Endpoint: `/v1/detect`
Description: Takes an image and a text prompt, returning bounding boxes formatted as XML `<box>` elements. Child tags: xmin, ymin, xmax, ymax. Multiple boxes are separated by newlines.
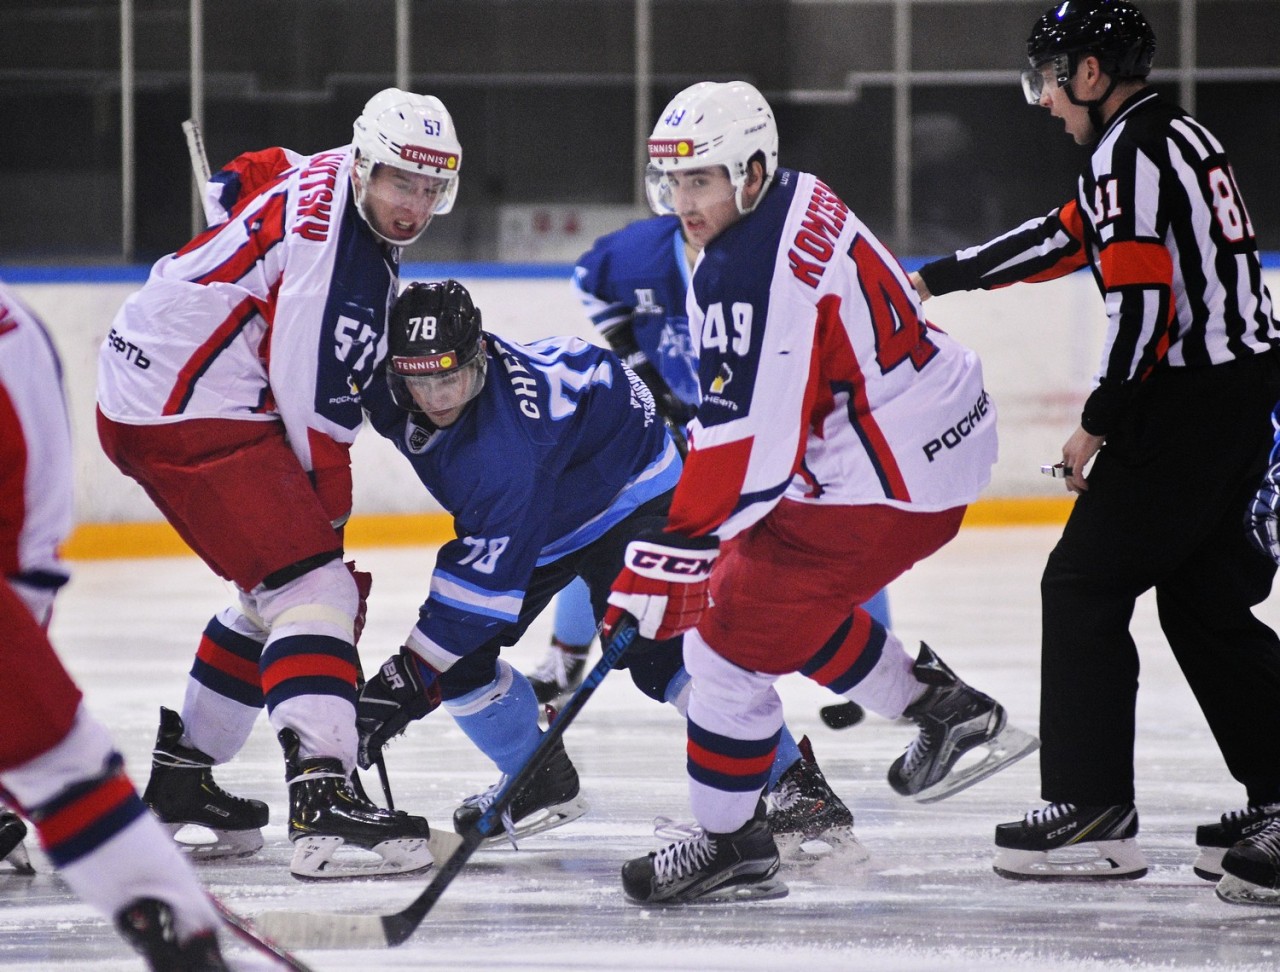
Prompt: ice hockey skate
<box><xmin>624</xmin><ymin>801</ymin><xmax>787</xmax><ymax>905</ymax></box>
<box><xmin>888</xmin><ymin>643</ymin><xmax>1038</xmax><ymax>803</ymax></box>
<box><xmin>993</xmin><ymin>802</ymin><xmax>1147</xmax><ymax>880</ymax></box>
<box><xmin>1193</xmin><ymin>802</ymin><xmax>1280</xmax><ymax>880</ymax></box>
<box><xmin>281</xmin><ymin>728</ymin><xmax>440</xmax><ymax>880</ymax></box>
<box><xmin>142</xmin><ymin>707</ymin><xmax>269</xmax><ymax>859</ymax></box>
<box><xmin>115</xmin><ymin>897</ymin><xmax>229</xmax><ymax>972</ymax></box>
<box><xmin>0</xmin><ymin>810</ymin><xmax>34</xmax><ymax>874</ymax></box>
<box><xmin>453</xmin><ymin>736</ymin><xmax>588</xmax><ymax>846</ymax></box>
<box><xmin>765</xmin><ymin>736</ymin><xmax>867</xmax><ymax>864</ymax></box>
<box><xmin>1216</xmin><ymin>817</ymin><xmax>1280</xmax><ymax>906</ymax></box>
<box><xmin>527</xmin><ymin>636</ymin><xmax>591</xmax><ymax>706</ymax></box>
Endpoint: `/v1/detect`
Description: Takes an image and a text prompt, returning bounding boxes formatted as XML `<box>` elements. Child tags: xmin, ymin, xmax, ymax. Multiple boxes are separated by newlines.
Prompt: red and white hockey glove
<box><xmin>604</xmin><ymin>532</ymin><xmax>719</xmax><ymax>641</ymax></box>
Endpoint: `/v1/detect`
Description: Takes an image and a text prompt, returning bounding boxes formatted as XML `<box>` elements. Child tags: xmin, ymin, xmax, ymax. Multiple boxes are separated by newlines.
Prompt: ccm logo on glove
<box><xmin>626</xmin><ymin>547</ymin><xmax>716</xmax><ymax>579</ymax></box>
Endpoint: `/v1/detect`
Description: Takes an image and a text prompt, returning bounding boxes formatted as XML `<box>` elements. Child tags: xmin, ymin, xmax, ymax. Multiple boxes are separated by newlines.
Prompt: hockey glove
<box><xmin>1246</xmin><ymin>461</ymin><xmax>1280</xmax><ymax>563</ymax></box>
<box><xmin>604</xmin><ymin>532</ymin><xmax>718</xmax><ymax>642</ymax></box>
<box><xmin>356</xmin><ymin>648</ymin><xmax>443</xmax><ymax>769</ymax></box>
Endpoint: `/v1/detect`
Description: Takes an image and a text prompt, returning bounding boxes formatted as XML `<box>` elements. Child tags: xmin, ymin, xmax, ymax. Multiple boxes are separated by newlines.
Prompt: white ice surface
<box><xmin>5</xmin><ymin>526</ymin><xmax>1280</xmax><ymax>970</ymax></box>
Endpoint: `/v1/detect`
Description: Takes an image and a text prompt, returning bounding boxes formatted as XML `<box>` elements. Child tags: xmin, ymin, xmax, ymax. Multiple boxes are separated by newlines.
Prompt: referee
<box><xmin>910</xmin><ymin>0</ymin><xmax>1280</xmax><ymax>881</ymax></box>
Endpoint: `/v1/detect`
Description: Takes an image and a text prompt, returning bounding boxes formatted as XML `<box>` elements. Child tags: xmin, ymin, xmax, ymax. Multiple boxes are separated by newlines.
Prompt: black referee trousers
<box><xmin>1040</xmin><ymin>350</ymin><xmax>1280</xmax><ymax>807</ymax></box>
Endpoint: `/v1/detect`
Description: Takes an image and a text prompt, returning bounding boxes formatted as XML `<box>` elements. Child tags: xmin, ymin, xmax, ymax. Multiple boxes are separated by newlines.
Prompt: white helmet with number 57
<box><xmin>646</xmin><ymin>80</ymin><xmax>778</xmax><ymax>217</ymax></box>
<box><xmin>351</xmin><ymin>88</ymin><xmax>462</xmax><ymax>243</ymax></box>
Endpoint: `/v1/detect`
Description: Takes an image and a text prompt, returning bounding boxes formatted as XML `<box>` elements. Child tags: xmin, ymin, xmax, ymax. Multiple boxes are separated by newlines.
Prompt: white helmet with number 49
<box><xmin>646</xmin><ymin>80</ymin><xmax>778</xmax><ymax>217</ymax></box>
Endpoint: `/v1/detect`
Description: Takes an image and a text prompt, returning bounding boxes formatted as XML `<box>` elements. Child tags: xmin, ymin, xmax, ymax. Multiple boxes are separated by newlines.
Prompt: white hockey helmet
<box><xmin>351</xmin><ymin>88</ymin><xmax>462</xmax><ymax>243</ymax></box>
<box><xmin>645</xmin><ymin>80</ymin><xmax>778</xmax><ymax>217</ymax></box>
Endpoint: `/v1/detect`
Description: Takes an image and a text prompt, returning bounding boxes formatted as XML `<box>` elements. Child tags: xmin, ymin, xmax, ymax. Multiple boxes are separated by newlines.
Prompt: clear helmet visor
<box><xmin>391</xmin><ymin>353</ymin><xmax>487</xmax><ymax>417</ymax></box>
<box><xmin>1021</xmin><ymin>53</ymin><xmax>1073</xmax><ymax>105</ymax></box>
<box><xmin>644</xmin><ymin>164</ymin><xmax>737</xmax><ymax>217</ymax></box>
<box><xmin>355</xmin><ymin>161</ymin><xmax>459</xmax><ymax>246</ymax></box>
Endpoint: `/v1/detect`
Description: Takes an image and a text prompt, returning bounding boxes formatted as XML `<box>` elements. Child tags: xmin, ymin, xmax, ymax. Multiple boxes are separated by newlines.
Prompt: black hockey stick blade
<box><xmin>820</xmin><ymin>700</ymin><xmax>866</xmax><ymax>730</ymax></box>
<box><xmin>251</xmin><ymin>616</ymin><xmax>641</xmax><ymax>950</ymax></box>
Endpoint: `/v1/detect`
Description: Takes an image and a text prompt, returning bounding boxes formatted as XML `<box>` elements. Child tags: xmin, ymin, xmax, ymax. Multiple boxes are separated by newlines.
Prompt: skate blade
<box><xmin>1216</xmin><ymin>873</ymin><xmax>1280</xmax><ymax>906</ymax></box>
<box><xmin>1</xmin><ymin>842</ymin><xmax>35</xmax><ymax>875</ymax></box>
<box><xmin>477</xmin><ymin>795</ymin><xmax>590</xmax><ymax>847</ymax></box>
<box><xmin>993</xmin><ymin>839</ymin><xmax>1148</xmax><ymax>881</ymax></box>
<box><xmin>164</xmin><ymin>822</ymin><xmax>263</xmax><ymax>860</ymax></box>
<box><xmin>775</xmin><ymin>827</ymin><xmax>870</xmax><ymax>867</ymax></box>
<box><xmin>913</xmin><ymin>724</ymin><xmax>1040</xmax><ymax>804</ymax></box>
<box><xmin>633</xmin><ymin>877</ymin><xmax>791</xmax><ymax>907</ymax></box>
<box><xmin>290</xmin><ymin>834</ymin><xmax>435</xmax><ymax>880</ymax></box>
<box><xmin>1192</xmin><ymin>846</ymin><xmax>1226</xmax><ymax>882</ymax></box>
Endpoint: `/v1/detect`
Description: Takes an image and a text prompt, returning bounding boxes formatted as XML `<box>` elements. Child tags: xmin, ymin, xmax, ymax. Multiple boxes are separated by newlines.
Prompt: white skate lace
<box><xmin>653</xmin><ymin>816</ymin><xmax>704</xmax><ymax>841</ymax></box>
<box><xmin>529</xmin><ymin>649</ymin><xmax>571</xmax><ymax>689</ymax></box>
<box><xmin>1024</xmin><ymin>802</ymin><xmax>1076</xmax><ymax>826</ymax></box>
<box><xmin>461</xmin><ymin>778</ymin><xmax>518</xmax><ymax>847</ymax></box>
<box><xmin>766</xmin><ymin>779</ymin><xmax>799</xmax><ymax>813</ymax></box>
<box><xmin>1245</xmin><ymin>819</ymin><xmax>1280</xmax><ymax>858</ymax></box>
<box><xmin>651</xmin><ymin>830</ymin><xmax>717</xmax><ymax>885</ymax></box>
<box><xmin>898</xmin><ymin>727</ymin><xmax>939</xmax><ymax>780</ymax></box>
<box><xmin>1221</xmin><ymin>803</ymin><xmax>1280</xmax><ymax>825</ymax></box>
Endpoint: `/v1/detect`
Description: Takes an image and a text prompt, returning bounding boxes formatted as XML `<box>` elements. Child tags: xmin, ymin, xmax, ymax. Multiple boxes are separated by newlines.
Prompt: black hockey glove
<box><xmin>356</xmin><ymin>648</ymin><xmax>443</xmax><ymax>769</ymax></box>
<box><xmin>1246</xmin><ymin>461</ymin><xmax>1280</xmax><ymax>563</ymax></box>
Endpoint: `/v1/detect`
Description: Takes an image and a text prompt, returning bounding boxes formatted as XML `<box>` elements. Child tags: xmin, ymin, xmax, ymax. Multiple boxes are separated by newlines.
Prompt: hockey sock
<box><xmin>447</xmin><ymin>660</ymin><xmax>542</xmax><ymax>776</ymax></box>
<box><xmin>767</xmin><ymin>726</ymin><xmax>802</xmax><ymax>790</ymax></box>
<box><xmin>2</xmin><ymin>706</ymin><xmax>220</xmax><ymax>941</ymax></box>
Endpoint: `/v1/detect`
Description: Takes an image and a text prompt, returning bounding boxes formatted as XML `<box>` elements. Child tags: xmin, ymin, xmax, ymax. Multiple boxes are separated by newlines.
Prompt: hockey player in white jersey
<box><xmin>609</xmin><ymin>81</ymin><xmax>1038</xmax><ymax>904</ymax></box>
<box><xmin>1</xmin><ymin>280</ymin><xmax>229</xmax><ymax>969</ymax></box>
<box><xmin>353</xmin><ymin>280</ymin><xmax>862</xmax><ymax>860</ymax></box>
<box><xmin>96</xmin><ymin>88</ymin><xmax>460</xmax><ymax>880</ymax></box>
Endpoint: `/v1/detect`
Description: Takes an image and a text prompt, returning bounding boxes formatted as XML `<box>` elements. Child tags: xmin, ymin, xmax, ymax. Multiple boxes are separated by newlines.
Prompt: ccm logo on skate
<box><xmin>628</xmin><ymin>551</ymin><xmax>714</xmax><ymax>577</ymax></box>
<box><xmin>922</xmin><ymin>389</ymin><xmax>991</xmax><ymax>462</ymax></box>
<box><xmin>1047</xmin><ymin>822</ymin><xmax>1078</xmax><ymax>840</ymax></box>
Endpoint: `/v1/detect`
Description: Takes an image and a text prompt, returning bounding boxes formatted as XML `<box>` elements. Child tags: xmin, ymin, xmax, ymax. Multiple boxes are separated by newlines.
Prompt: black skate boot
<box><xmin>993</xmin><ymin>802</ymin><xmax>1147</xmax><ymax>880</ymax></box>
<box><xmin>115</xmin><ymin>897</ymin><xmax>229</xmax><ymax>972</ymax></box>
<box><xmin>888</xmin><ymin>644</ymin><xmax>1038</xmax><ymax>803</ymax></box>
<box><xmin>623</xmin><ymin>801</ymin><xmax>787</xmax><ymax>904</ymax></box>
<box><xmin>142</xmin><ymin>707</ymin><xmax>269</xmax><ymax>859</ymax></box>
<box><xmin>1193</xmin><ymin>802</ymin><xmax>1280</xmax><ymax>880</ymax></box>
<box><xmin>0</xmin><ymin>810</ymin><xmax>34</xmax><ymax>874</ymax></box>
<box><xmin>765</xmin><ymin>736</ymin><xmax>867</xmax><ymax>864</ymax></box>
<box><xmin>281</xmin><ymin>728</ymin><xmax>436</xmax><ymax>879</ymax></box>
<box><xmin>1217</xmin><ymin>817</ymin><xmax>1280</xmax><ymax>905</ymax></box>
<box><xmin>527</xmin><ymin>636</ymin><xmax>591</xmax><ymax>706</ymax></box>
<box><xmin>453</xmin><ymin>736</ymin><xmax>588</xmax><ymax>846</ymax></box>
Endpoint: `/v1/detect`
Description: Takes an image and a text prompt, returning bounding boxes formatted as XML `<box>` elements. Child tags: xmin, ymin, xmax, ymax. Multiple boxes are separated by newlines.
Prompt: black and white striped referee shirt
<box><xmin>918</xmin><ymin>88</ymin><xmax>1279</xmax><ymax>435</ymax></box>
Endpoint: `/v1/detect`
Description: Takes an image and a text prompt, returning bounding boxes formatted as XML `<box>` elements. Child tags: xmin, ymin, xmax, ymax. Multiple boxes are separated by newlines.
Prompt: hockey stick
<box><xmin>251</xmin><ymin>615</ymin><xmax>640</xmax><ymax>950</ymax></box>
<box><xmin>211</xmin><ymin>895</ymin><xmax>315</xmax><ymax>971</ymax></box>
<box><xmin>182</xmin><ymin>118</ymin><xmax>212</xmax><ymax>185</ymax></box>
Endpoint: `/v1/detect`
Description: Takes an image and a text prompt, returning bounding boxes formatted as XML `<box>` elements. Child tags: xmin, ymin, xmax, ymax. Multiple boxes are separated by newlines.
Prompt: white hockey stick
<box><xmin>250</xmin><ymin>616</ymin><xmax>640</xmax><ymax>949</ymax></box>
<box><xmin>182</xmin><ymin>118</ymin><xmax>212</xmax><ymax>185</ymax></box>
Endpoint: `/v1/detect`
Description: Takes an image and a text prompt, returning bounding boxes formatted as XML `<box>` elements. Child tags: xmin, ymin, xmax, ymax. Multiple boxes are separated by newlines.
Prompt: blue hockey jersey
<box><xmin>364</xmin><ymin>333</ymin><xmax>682</xmax><ymax>670</ymax></box>
<box><xmin>572</xmin><ymin>214</ymin><xmax>700</xmax><ymax>408</ymax></box>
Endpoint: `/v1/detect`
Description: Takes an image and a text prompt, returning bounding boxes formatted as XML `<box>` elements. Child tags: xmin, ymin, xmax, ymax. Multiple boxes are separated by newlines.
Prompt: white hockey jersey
<box><xmin>96</xmin><ymin>146</ymin><xmax>398</xmax><ymax>500</ymax></box>
<box><xmin>669</xmin><ymin>169</ymin><xmax>997</xmax><ymax>541</ymax></box>
<box><xmin>0</xmin><ymin>280</ymin><xmax>74</xmax><ymax>598</ymax></box>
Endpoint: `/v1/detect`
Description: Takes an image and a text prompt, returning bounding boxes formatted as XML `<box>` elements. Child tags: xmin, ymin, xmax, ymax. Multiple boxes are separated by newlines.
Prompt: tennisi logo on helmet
<box><xmin>648</xmin><ymin>139</ymin><xmax>694</xmax><ymax>159</ymax></box>
<box><xmin>399</xmin><ymin>145</ymin><xmax>459</xmax><ymax>170</ymax></box>
<box><xmin>392</xmin><ymin>351</ymin><xmax>457</xmax><ymax>374</ymax></box>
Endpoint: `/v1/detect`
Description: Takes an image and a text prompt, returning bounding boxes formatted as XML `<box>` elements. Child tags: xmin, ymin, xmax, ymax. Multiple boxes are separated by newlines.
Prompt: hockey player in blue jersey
<box><xmin>528</xmin><ymin>215</ymin><xmax>890</xmax><ymax>735</ymax></box>
<box><xmin>354</xmin><ymin>279</ymin><xmax>861</xmax><ymax>858</ymax></box>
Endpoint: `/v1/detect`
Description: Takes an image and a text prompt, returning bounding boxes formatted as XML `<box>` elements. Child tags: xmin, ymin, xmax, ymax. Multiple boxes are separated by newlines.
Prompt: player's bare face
<box><xmin>363</xmin><ymin>167</ymin><xmax>449</xmax><ymax>243</ymax></box>
<box><xmin>668</xmin><ymin>167</ymin><xmax>741</xmax><ymax>248</ymax></box>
